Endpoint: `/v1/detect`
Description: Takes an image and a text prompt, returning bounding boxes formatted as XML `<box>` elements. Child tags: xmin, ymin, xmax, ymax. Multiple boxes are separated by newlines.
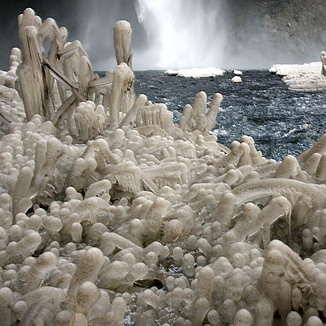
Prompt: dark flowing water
<box><xmin>132</xmin><ymin>70</ymin><xmax>326</xmax><ymax>161</ymax></box>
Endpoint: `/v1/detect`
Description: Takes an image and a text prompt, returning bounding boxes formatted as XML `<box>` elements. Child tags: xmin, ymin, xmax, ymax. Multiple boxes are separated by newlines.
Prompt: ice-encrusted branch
<box><xmin>179</xmin><ymin>91</ymin><xmax>223</xmax><ymax>135</ymax></box>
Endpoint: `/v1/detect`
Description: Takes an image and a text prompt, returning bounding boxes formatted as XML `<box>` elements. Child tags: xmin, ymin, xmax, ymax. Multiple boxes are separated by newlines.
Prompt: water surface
<box><xmin>134</xmin><ymin>70</ymin><xmax>326</xmax><ymax>161</ymax></box>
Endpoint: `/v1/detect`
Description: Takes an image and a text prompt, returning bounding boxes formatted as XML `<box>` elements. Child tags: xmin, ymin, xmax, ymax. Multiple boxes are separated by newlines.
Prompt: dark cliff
<box><xmin>223</xmin><ymin>0</ymin><xmax>326</xmax><ymax>67</ymax></box>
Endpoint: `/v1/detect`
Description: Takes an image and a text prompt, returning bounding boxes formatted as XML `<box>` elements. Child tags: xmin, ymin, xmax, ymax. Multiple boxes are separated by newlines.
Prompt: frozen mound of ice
<box><xmin>270</xmin><ymin>59</ymin><xmax>326</xmax><ymax>92</ymax></box>
<box><xmin>165</xmin><ymin>67</ymin><xmax>225</xmax><ymax>78</ymax></box>
<box><xmin>232</xmin><ymin>76</ymin><xmax>242</xmax><ymax>83</ymax></box>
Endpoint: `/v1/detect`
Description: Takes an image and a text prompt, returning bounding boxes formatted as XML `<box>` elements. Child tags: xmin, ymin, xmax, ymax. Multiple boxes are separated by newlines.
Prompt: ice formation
<box><xmin>1</xmin><ymin>7</ymin><xmax>326</xmax><ymax>326</ymax></box>
<box><xmin>232</xmin><ymin>70</ymin><xmax>243</xmax><ymax>83</ymax></box>
<box><xmin>165</xmin><ymin>67</ymin><xmax>225</xmax><ymax>78</ymax></box>
<box><xmin>269</xmin><ymin>52</ymin><xmax>326</xmax><ymax>91</ymax></box>
<box><xmin>231</xmin><ymin>76</ymin><xmax>242</xmax><ymax>83</ymax></box>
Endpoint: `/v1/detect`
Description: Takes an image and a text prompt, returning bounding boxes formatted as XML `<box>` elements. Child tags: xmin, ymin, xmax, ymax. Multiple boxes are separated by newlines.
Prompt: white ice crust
<box><xmin>270</xmin><ymin>61</ymin><xmax>326</xmax><ymax>91</ymax></box>
<box><xmin>231</xmin><ymin>76</ymin><xmax>242</xmax><ymax>83</ymax></box>
<box><xmin>165</xmin><ymin>66</ymin><xmax>225</xmax><ymax>78</ymax></box>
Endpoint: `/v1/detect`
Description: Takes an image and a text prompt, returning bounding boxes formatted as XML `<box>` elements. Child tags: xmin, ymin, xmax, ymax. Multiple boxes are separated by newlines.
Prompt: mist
<box><xmin>0</xmin><ymin>0</ymin><xmax>325</xmax><ymax>71</ymax></box>
<box><xmin>134</xmin><ymin>0</ymin><xmax>228</xmax><ymax>70</ymax></box>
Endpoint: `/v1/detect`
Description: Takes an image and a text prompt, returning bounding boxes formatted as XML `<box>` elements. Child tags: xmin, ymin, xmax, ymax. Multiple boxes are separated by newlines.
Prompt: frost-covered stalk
<box><xmin>261</xmin><ymin>240</ymin><xmax>314</xmax><ymax>320</ymax></box>
<box><xmin>5</xmin><ymin>231</ymin><xmax>42</xmax><ymax>264</ymax></box>
<box><xmin>179</xmin><ymin>91</ymin><xmax>223</xmax><ymax>134</ymax></box>
<box><xmin>76</xmin><ymin>281</ymin><xmax>101</xmax><ymax>315</ymax></box>
<box><xmin>321</xmin><ymin>51</ymin><xmax>326</xmax><ymax>76</ymax></box>
<box><xmin>113</xmin><ymin>20</ymin><xmax>133</xmax><ymax>69</ymax></box>
<box><xmin>196</xmin><ymin>266</ymin><xmax>215</xmax><ymax>302</ymax></box>
<box><xmin>21</xmin><ymin>251</ymin><xmax>57</xmax><ymax>294</ymax></box>
<box><xmin>67</xmin><ymin>248</ymin><xmax>104</xmax><ymax>298</ymax></box>
<box><xmin>109</xmin><ymin>63</ymin><xmax>135</xmax><ymax>124</ymax></box>
<box><xmin>12</xmin><ymin>166</ymin><xmax>33</xmax><ymax>217</ymax></box>
<box><xmin>206</xmin><ymin>93</ymin><xmax>223</xmax><ymax>131</ymax></box>
<box><xmin>16</xmin><ymin>9</ymin><xmax>45</xmax><ymax>121</ymax></box>
<box><xmin>0</xmin><ymin>287</ymin><xmax>13</xmax><ymax>326</ymax></box>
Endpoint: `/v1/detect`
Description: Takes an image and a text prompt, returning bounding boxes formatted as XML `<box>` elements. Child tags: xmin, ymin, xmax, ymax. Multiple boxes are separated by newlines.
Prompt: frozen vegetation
<box><xmin>2</xmin><ymin>7</ymin><xmax>326</xmax><ymax>326</ymax></box>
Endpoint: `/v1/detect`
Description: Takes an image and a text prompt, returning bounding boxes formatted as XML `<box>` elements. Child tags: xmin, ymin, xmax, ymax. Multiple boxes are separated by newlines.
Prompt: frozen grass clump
<box><xmin>2</xmin><ymin>7</ymin><xmax>326</xmax><ymax>326</ymax></box>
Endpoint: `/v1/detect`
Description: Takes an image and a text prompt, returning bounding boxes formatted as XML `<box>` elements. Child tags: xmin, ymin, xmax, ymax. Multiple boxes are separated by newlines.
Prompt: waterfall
<box><xmin>135</xmin><ymin>0</ymin><xmax>227</xmax><ymax>69</ymax></box>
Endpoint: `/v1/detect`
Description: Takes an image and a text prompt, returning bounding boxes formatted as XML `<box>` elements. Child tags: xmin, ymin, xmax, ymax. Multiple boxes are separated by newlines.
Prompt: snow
<box><xmin>165</xmin><ymin>67</ymin><xmax>225</xmax><ymax>78</ymax></box>
<box><xmin>269</xmin><ymin>61</ymin><xmax>326</xmax><ymax>92</ymax></box>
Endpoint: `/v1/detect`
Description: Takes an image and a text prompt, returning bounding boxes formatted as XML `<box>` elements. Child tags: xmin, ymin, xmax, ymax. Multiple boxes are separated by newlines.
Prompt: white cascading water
<box><xmin>135</xmin><ymin>0</ymin><xmax>227</xmax><ymax>70</ymax></box>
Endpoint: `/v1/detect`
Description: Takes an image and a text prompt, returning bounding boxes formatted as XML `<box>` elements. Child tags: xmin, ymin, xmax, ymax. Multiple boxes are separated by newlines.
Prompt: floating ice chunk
<box><xmin>233</xmin><ymin>69</ymin><xmax>243</xmax><ymax>76</ymax></box>
<box><xmin>232</xmin><ymin>76</ymin><xmax>242</xmax><ymax>83</ymax></box>
<box><xmin>165</xmin><ymin>69</ymin><xmax>178</xmax><ymax>76</ymax></box>
<box><xmin>165</xmin><ymin>67</ymin><xmax>225</xmax><ymax>78</ymax></box>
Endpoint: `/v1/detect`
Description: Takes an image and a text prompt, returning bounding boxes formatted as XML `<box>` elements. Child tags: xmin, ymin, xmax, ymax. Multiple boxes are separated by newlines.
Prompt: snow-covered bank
<box><xmin>270</xmin><ymin>61</ymin><xmax>326</xmax><ymax>91</ymax></box>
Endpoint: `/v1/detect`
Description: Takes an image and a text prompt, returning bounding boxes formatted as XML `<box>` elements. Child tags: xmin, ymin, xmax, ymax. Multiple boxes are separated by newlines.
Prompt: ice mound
<box><xmin>270</xmin><ymin>61</ymin><xmax>326</xmax><ymax>92</ymax></box>
<box><xmin>231</xmin><ymin>76</ymin><xmax>242</xmax><ymax>83</ymax></box>
<box><xmin>165</xmin><ymin>67</ymin><xmax>225</xmax><ymax>78</ymax></box>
